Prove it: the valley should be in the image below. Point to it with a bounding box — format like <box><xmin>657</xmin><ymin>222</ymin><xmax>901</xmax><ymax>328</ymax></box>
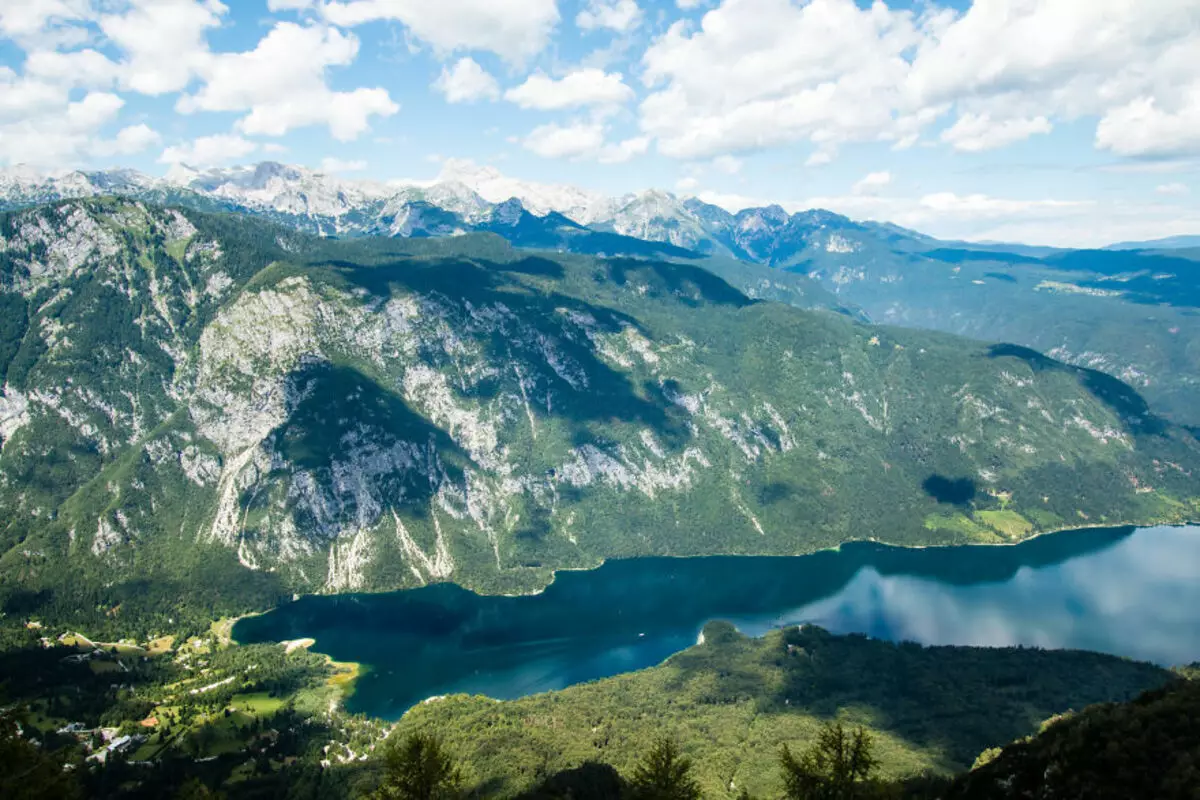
<box><xmin>3</xmin><ymin>0</ymin><xmax>1200</xmax><ymax>795</ymax></box>
<box><xmin>0</xmin><ymin>193</ymin><xmax>1198</xmax><ymax>800</ymax></box>
<box><xmin>2</xmin><ymin>198</ymin><xmax>1199</xmax><ymax>639</ymax></box>
<box><xmin>234</xmin><ymin>524</ymin><xmax>1200</xmax><ymax>720</ymax></box>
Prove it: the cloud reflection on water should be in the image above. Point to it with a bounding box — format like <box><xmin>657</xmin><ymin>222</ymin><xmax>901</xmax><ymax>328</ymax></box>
<box><xmin>754</xmin><ymin>526</ymin><xmax>1200</xmax><ymax>665</ymax></box>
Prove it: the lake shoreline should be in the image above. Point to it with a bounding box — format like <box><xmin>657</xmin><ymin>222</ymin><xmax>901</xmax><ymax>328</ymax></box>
<box><xmin>233</xmin><ymin>521</ymin><xmax>1200</xmax><ymax>718</ymax></box>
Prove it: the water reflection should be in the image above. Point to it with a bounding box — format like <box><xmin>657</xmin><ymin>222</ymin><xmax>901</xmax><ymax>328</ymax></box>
<box><xmin>233</xmin><ymin>525</ymin><xmax>1200</xmax><ymax>719</ymax></box>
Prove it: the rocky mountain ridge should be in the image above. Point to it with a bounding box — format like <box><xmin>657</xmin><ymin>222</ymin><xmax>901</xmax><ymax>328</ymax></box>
<box><xmin>5</xmin><ymin>163</ymin><xmax>1200</xmax><ymax>433</ymax></box>
<box><xmin>0</xmin><ymin>161</ymin><xmax>905</xmax><ymax>262</ymax></box>
<box><xmin>1</xmin><ymin>197</ymin><xmax>1198</xmax><ymax>634</ymax></box>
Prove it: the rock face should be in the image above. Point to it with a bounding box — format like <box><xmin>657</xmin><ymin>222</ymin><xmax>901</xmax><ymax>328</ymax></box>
<box><xmin>1</xmin><ymin>198</ymin><xmax>1198</xmax><ymax>613</ymax></box>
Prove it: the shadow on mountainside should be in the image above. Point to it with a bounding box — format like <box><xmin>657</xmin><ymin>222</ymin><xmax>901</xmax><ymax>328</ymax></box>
<box><xmin>922</xmin><ymin>475</ymin><xmax>977</xmax><ymax>506</ymax></box>
<box><xmin>309</xmin><ymin>254</ymin><xmax>695</xmax><ymax>449</ymax></box>
<box><xmin>986</xmin><ymin>343</ymin><xmax>1168</xmax><ymax>436</ymax></box>
<box><xmin>603</xmin><ymin>257</ymin><xmax>757</xmax><ymax>308</ymax></box>
<box><xmin>263</xmin><ymin>362</ymin><xmax>473</xmax><ymax>529</ymax></box>
<box><xmin>663</xmin><ymin>621</ymin><xmax>1173</xmax><ymax>774</ymax></box>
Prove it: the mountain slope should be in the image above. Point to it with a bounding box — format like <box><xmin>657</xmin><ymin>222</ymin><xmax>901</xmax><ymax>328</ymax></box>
<box><xmin>1</xmin><ymin>199</ymin><xmax>1199</xmax><ymax>632</ymax></box>
<box><xmin>0</xmin><ymin>164</ymin><xmax>852</xmax><ymax>322</ymax></box>
<box><xmin>944</xmin><ymin>672</ymin><xmax>1200</xmax><ymax>799</ymax></box>
<box><xmin>393</xmin><ymin>622</ymin><xmax>1175</xmax><ymax>798</ymax></box>
<box><xmin>821</xmin><ymin>246</ymin><xmax>1200</xmax><ymax>428</ymax></box>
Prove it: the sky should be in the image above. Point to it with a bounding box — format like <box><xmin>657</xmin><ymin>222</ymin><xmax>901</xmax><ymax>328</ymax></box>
<box><xmin>1</xmin><ymin>0</ymin><xmax>1199</xmax><ymax>247</ymax></box>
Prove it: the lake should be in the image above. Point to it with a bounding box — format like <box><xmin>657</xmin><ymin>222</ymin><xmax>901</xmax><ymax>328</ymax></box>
<box><xmin>233</xmin><ymin>524</ymin><xmax>1200</xmax><ymax>719</ymax></box>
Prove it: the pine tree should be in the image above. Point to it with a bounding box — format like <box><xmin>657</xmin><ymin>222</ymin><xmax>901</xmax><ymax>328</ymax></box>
<box><xmin>371</xmin><ymin>732</ymin><xmax>462</xmax><ymax>800</ymax></box>
<box><xmin>780</xmin><ymin>722</ymin><xmax>879</xmax><ymax>800</ymax></box>
<box><xmin>628</xmin><ymin>737</ymin><xmax>702</xmax><ymax>800</ymax></box>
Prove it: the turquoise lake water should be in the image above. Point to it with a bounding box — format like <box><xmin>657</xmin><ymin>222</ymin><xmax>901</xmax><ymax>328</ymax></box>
<box><xmin>233</xmin><ymin>524</ymin><xmax>1200</xmax><ymax>719</ymax></box>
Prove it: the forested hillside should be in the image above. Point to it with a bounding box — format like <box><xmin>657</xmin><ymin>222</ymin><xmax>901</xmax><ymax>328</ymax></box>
<box><xmin>1</xmin><ymin>199</ymin><xmax>1199</xmax><ymax>635</ymax></box>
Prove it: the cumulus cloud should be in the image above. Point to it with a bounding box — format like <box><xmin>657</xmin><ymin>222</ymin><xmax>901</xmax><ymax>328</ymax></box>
<box><xmin>158</xmin><ymin>133</ymin><xmax>258</xmax><ymax>167</ymax></box>
<box><xmin>577</xmin><ymin>0</ymin><xmax>643</xmax><ymax>33</ymax></box>
<box><xmin>1095</xmin><ymin>95</ymin><xmax>1200</xmax><ymax>158</ymax></box>
<box><xmin>640</xmin><ymin>0</ymin><xmax>926</xmax><ymax>159</ymax></box>
<box><xmin>23</xmin><ymin>48</ymin><xmax>120</xmax><ymax>89</ymax></box>
<box><xmin>91</xmin><ymin>123</ymin><xmax>162</xmax><ymax>157</ymax></box>
<box><xmin>177</xmin><ymin>22</ymin><xmax>399</xmax><ymax>141</ymax></box>
<box><xmin>1156</xmin><ymin>183</ymin><xmax>1190</xmax><ymax>196</ymax></box>
<box><xmin>0</xmin><ymin>67</ymin><xmax>65</xmax><ymax>119</ymax></box>
<box><xmin>711</xmin><ymin>155</ymin><xmax>742</xmax><ymax>174</ymax></box>
<box><xmin>522</xmin><ymin>122</ymin><xmax>606</xmax><ymax>159</ymax></box>
<box><xmin>505</xmin><ymin>69</ymin><xmax>634</xmax><ymax>110</ymax></box>
<box><xmin>637</xmin><ymin>0</ymin><xmax>1200</xmax><ymax>162</ymax></box>
<box><xmin>0</xmin><ymin>90</ymin><xmax>130</xmax><ymax>166</ymax></box>
<box><xmin>433</xmin><ymin>57</ymin><xmax>500</xmax><ymax>103</ymax></box>
<box><xmin>521</xmin><ymin>121</ymin><xmax>647</xmax><ymax>163</ymax></box>
<box><xmin>99</xmin><ymin>0</ymin><xmax>227</xmax><ymax>96</ymax></box>
<box><xmin>320</xmin><ymin>0</ymin><xmax>560</xmax><ymax>62</ymax></box>
<box><xmin>0</xmin><ymin>0</ymin><xmax>93</xmax><ymax>49</ymax></box>
<box><xmin>852</xmin><ymin>170</ymin><xmax>891</xmax><ymax>195</ymax></box>
<box><xmin>915</xmin><ymin>192</ymin><xmax>1093</xmax><ymax>220</ymax></box>
<box><xmin>940</xmin><ymin>113</ymin><xmax>1052</xmax><ymax>153</ymax></box>
<box><xmin>320</xmin><ymin>156</ymin><xmax>368</xmax><ymax>173</ymax></box>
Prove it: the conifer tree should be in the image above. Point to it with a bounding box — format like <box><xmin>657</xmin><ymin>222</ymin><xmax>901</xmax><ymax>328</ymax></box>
<box><xmin>628</xmin><ymin>737</ymin><xmax>702</xmax><ymax>800</ymax></box>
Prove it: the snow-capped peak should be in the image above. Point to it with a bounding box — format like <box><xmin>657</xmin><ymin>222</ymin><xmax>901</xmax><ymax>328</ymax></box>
<box><xmin>430</xmin><ymin>158</ymin><xmax>613</xmax><ymax>224</ymax></box>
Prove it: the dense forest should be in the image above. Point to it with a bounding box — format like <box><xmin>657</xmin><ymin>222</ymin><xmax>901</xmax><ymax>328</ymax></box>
<box><xmin>2</xmin><ymin>621</ymin><xmax>1194</xmax><ymax>799</ymax></box>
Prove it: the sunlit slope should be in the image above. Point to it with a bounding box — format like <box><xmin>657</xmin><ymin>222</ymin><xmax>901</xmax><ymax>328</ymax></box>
<box><xmin>1</xmin><ymin>199</ymin><xmax>1198</xmax><ymax>631</ymax></box>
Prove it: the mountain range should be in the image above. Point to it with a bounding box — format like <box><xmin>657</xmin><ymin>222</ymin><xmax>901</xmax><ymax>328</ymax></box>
<box><xmin>4</xmin><ymin>161</ymin><xmax>1199</xmax><ymax>434</ymax></box>
<box><xmin>2</xmin><ymin>196</ymin><xmax>1198</xmax><ymax>633</ymax></box>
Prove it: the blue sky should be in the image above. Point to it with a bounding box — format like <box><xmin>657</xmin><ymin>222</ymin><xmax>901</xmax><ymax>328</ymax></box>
<box><xmin>1</xmin><ymin>0</ymin><xmax>1199</xmax><ymax>246</ymax></box>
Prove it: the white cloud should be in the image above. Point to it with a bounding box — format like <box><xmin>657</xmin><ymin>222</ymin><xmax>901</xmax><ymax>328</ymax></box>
<box><xmin>158</xmin><ymin>133</ymin><xmax>258</xmax><ymax>167</ymax></box>
<box><xmin>523</xmin><ymin>122</ymin><xmax>606</xmax><ymax>159</ymax></box>
<box><xmin>640</xmin><ymin>0</ymin><xmax>925</xmax><ymax>160</ymax></box>
<box><xmin>0</xmin><ymin>68</ymin><xmax>65</xmax><ymax>119</ymax></box>
<box><xmin>694</xmin><ymin>189</ymin><xmax>780</xmax><ymax>212</ymax></box>
<box><xmin>320</xmin><ymin>157</ymin><xmax>368</xmax><ymax>173</ymax></box>
<box><xmin>676</xmin><ymin>0</ymin><xmax>707</xmax><ymax>9</ymax></box>
<box><xmin>599</xmin><ymin>135</ymin><xmax>649</xmax><ymax>164</ymax></box>
<box><xmin>66</xmin><ymin>92</ymin><xmax>125</xmax><ymax>129</ymax></box>
<box><xmin>1095</xmin><ymin>95</ymin><xmax>1200</xmax><ymax>158</ymax></box>
<box><xmin>711</xmin><ymin>154</ymin><xmax>742</xmax><ymax>174</ymax></box>
<box><xmin>267</xmin><ymin>0</ymin><xmax>314</xmax><ymax>9</ymax></box>
<box><xmin>909</xmin><ymin>0</ymin><xmax>1200</xmax><ymax>159</ymax></box>
<box><xmin>177</xmin><ymin>22</ymin><xmax>399</xmax><ymax>141</ymax></box>
<box><xmin>940</xmin><ymin>113</ymin><xmax>1052</xmax><ymax>153</ymax></box>
<box><xmin>23</xmin><ymin>49</ymin><xmax>120</xmax><ymax>89</ymax></box>
<box><xmin>91</xmin><ymin>123</ymin><xmax>162</xmax><ymax>157</ymax></box>
<box><xmin>505</xmin><ymin>69</ymin><xmax>633</xmax><ymax>110</ymax></box>
<box><xmin>638</xmin><ymin>0</ymin><xmax>1200</xmax><ymax>162</ymax></box>
<box><xmin>0</xmin><ymin>90</ymin><xmax>128</xmax><ymax>167</ymax></box>
<box><xmin>852</xmin><ymin>170</ymin><xmax>891</xmax><ymax>195</ymax></box>
<box><xmin>675</xmin><ymin>175</ymin><xmax>700</xmax><ymax>191</ymax></box>
<box><xmin>1156</xmin><ymin>183</ymin><xmax>1190</xmax><ymax>196</ymax></box>
<box><xmin>433</xmin><ymin>57</ymin><xmax>500</xmax><ymax>103</ymax></box>
<box><xmin>99</xmin><ymin>0</ymin><xmax>227</xmax><ymax>96</ymax></box>
<box><xmin>915</xmin><ymin>192</ymin><xmax>1093</xmax><ymax>220</ymax></box>
<box><xmin>577</xmin><ymin>0</ymin><xmax>643</xmax><ymax>33</ymax></box>
<box><xmin>0</xmin><ymin>0</ymin><xmax>92</xmax><ymax>48</ymax></box>
<box><xmin>319</xmin><ymin>0</ymin><xmax>560</xmax><ymax>62</ymax></box>
<box><xmin>521</xmin><ymin>121</ymin><xmax>646</xmax><ymax>163</ymax></box>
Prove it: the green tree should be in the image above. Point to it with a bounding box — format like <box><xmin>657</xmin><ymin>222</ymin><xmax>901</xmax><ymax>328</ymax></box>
<box><xmin>371</xmin><ymin>732</ymin><xmax>462</xmax><ymax>800</ymax></box>
<box><xmin>174</xmin><ymin>778</ymin><xmax>226</xmax><ymax>800</ymax></box>
<box><xmin>627</xmin><ymin>737</ymin><xmax>701</xmax><ymax>800</ymax></box>
<box><xmin>780</xmin><ymin>722</ymin><xmax>879</xmax><ymax>800</ymax></box>
<box><xmin>0</xmin><ymin>708</ymin><xmax>82</xmax><ymax>800</ymax></box>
